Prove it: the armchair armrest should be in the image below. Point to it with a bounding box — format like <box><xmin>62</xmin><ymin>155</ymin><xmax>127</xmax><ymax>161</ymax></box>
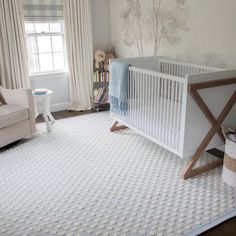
<box><xmin>0</xmin><ymin>86</ymin><xmax>36</xmax><ymax>134</ymax></box>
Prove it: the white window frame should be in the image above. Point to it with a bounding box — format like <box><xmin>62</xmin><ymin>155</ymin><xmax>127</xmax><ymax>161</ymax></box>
<box><xmin>25</xmin><ymin>21</ymin><xmax>68</xmax><ymax>76</ymax></box>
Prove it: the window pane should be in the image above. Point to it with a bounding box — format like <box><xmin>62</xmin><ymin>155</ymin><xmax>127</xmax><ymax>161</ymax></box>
<box><xmin>53</xmin><ymin>52</ymin><xmax>65</xmax><ymax>70</ymax></box>
<box><xmin>26</xmin><ymin>37</ymin><xmax>37</xmax><ymax>53</ymax></box>
<box><xmin>37</xmin><ymin>36</ymin><xmax>52</xmax><ymax>53</ymax></box>
<box><xmin>24</xmin><ymin>21</ymin><xmax>67</xmax><ymax>74</ymax></box>
<box><xmin>52</xmin><ymin>36</ymin><xmax>63</xmax><ymax>52</ymax></box>
<box><xmin>39</xmin><ymin>53</ymin><xmax>53</xmax><ymax>71</ymax></box>
<box><xmin>25</xmin><ymin>23</ymin><xmax>35</xmax><ymax>33</ymax></box>
<box><xmin>50</xmin><ymin>23</ymin><xmax>61</xmax><ymax>33</ymax></box>
<box><xmin>35</xmin><ymin>23</ymin><xmax>49</xmax><ymax>33</ymax></box>
<box><xmin>28</xmin><ymin>54</ymin><xmax>39</xmax><ymax>73</ymax></box>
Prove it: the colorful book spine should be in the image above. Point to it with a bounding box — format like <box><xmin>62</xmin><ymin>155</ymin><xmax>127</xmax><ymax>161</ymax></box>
<box><xmin>93</xmin><ymin>86</ymin><xmax>109</xmax><ymax>104</ymax></box>
<box><xmin>93</xmin><ymin>70</ymin><xmax>111</xmax><ymax>82</ymax></box>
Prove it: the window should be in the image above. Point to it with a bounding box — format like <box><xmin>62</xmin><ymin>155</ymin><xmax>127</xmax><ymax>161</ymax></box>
<box><xmin>25</xmin><ymin>22</ymin><xmax>67</xmax><ymax>74</ymax></box>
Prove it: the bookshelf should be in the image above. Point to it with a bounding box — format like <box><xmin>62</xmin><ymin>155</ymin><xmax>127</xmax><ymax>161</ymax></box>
<box><xmin>92</xmin><ymin>69</ymin><xmax>110</xmax><ymax>112</ymax></box>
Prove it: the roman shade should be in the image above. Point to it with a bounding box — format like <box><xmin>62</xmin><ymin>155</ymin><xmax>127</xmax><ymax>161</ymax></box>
<box><xmin>24</xmin><ymin>0</ymin><xmax>63</xmax><ymax>22</ymax></box>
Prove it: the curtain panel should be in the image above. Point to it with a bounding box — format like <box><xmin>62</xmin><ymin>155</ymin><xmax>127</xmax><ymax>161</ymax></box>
<box><xmin>0</xmin><ymin>0</ymin><xmax>30</xmax><ymax>89</ymax></box>
<box><xmin>64</xmin><ymin>0</ymin><xmax>93</xmax><ymax>111</ymax></box>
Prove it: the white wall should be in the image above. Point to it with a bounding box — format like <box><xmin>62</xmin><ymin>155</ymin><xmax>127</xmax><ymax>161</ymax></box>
<box><xmin>91</xmin><ymin>0</ymin><xmax>111</xmax><ymax>51</ymax></box>
<box><xmin>110</xmin><ymin>0</ymin><xmax>236</xmax><ymax>69</ymax></box>
<box><xmin>159</xmin><ymin>0</ymin><xmax>236</xmax><ymax>68</ymax></box>
<box><xmin>32</xmin><ymin>0</ymin><xmax>112</xmax><ymax>113</ymax></box>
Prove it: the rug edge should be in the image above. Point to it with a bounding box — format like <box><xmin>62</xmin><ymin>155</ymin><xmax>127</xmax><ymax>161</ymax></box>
<box><xmin>185</xmin><ymin>208</ymin><xmax>236</xmax><ymax>236</ymax></box>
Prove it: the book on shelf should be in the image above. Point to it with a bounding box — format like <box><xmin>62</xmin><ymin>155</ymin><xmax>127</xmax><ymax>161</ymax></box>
<box><xmin>33</xmin><ymin>88</ymin><xmax>48</xmax><ymax>95</ymax></box>
<box><xmin>93</xmin><ymin>71</ymin><xmax>110</xmax><ymax>82</ymax></box>
<box><xmin>93</xmin><ymin>87</ymin><xmax>109</xmax><ymax>104</ymax></box>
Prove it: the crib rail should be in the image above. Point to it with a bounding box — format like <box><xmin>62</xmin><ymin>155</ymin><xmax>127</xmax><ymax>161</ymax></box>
<box><xmin>111</xmin><ymin>67</ymin><xmax>187</xmax><ymax>156</ymax></box>
<box><xmin>159</xmin><ymin>58</ymin><xmax>223</xmax><ymax>78</ymax></box>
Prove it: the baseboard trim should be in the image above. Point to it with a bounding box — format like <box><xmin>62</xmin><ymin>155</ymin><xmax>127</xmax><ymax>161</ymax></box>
<box><xmin>37</xmin><ymin>102</ymin><xmax>69</xmax><ymax>114</ymax></box>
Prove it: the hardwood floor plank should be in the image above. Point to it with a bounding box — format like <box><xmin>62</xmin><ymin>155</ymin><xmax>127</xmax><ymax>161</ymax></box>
<box><xmin>36</xmin><ymin>110</ymin><xmax>94</xmax><ymax>123</ymax></box>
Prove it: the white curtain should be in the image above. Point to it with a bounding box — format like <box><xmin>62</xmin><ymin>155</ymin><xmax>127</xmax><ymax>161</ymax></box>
<box><xmin>0</xmin><ymin>0</ymin><xmax>30</xmax><ymax>89</ymax></box>
<box><xmin>64</xmin><ymin>0</ymin><xmax>93</xmax><ymax>111</ymax></box>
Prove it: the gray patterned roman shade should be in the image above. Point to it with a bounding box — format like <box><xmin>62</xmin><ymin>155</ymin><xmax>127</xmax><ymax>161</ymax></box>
<box><xmin>24</xmin><ymin>0</ymin><xmax>63</xmax><ymax>22</ymax></box>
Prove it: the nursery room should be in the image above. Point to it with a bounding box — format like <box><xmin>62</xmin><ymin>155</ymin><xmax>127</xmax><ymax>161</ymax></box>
<box><xmin>0</xmin><ymin>0</ymin><xmax>236</xmax><ymax>235</ymax></box>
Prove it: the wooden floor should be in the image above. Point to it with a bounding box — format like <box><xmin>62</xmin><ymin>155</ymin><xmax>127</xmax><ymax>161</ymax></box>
<box><xmin>0</xmin><ymin>110</ymin><xmax>230</xmax><ymax>235</ymax></box>
<box><xmin>36</xmin><ymin>110</ymin><xmax>94</xmax><ymax>123</ymax></box>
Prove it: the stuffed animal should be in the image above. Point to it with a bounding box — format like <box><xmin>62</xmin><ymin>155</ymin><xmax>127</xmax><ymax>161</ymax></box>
<box><xmin>104</xmin><ymin>52</ymin><xmax>115</xmax><ymax>71</ymax></box>
<box><xmin>94</xmin><ymin>50</ymin><xmax>106</xmax><ymax>69</ymax></box>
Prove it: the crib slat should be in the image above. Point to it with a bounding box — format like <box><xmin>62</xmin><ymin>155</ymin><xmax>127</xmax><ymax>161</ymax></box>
<box><xmin>166</xmin><ymin>79</ymin><xmax>170</xmax><ymax>143</ymax></box>
<box><xmin>128</xmin><ymin>70</ymin><xmax>130</xmax><ymax>118</ymax></box>
<box><xmin>144</xmin><ymin>73</ymin><xmax>147</xmax><ymax>132</ymax></box>
<box><xmin>137</xmin><ymin>71</ymin><xmax>140</xmax><ymax>129</ymax></box>
<box><xmin>174</xmin><ymin>81</ymin><xmax>179</xmax><ymax>147</ymax></box>
<box><xmin>168</xmin><ymin>79</ymin><xmax>171</xmax><ymax>144</ymax></box>
<box><xmin>132</xmin><ymin>70</ymin><xmax>135</xmax><ymax>123</ymax></box>
<box><xmin>162</xmin><ymin>78</ymin><xmax>166</xmax><ymax>142</ymax></box>
<box><xmin>165</xmin><ymin>79</ymin><xmax>169</xmax><ymax>143</ymax></box>
<box><xmin>141</xmin><ymin>72</ymin><xmax>144</xmax><ymax>131</ymax></box>
<box><xmin>172</xmin><ymin>81</ymin><xmax>176</xmax><ymax>148</ymax></box>
<box><xmin>157</xmin><ymin>77</ymin><xmax>161</xmax><ymax>139</ymax></box>
<box><xmin>130</xmin><ymin>70</ymin><xmax>133</xmax><ymax>123</ymax></box>
<box><xmin>177</xmin><ymin>83</ymin><xmax>182</xmax><ymax>147</ymax></box>
<box><xmin>159</xmin><ymin>77</ymin><xmax>163</xmax><ymax>140</ymax></box>
<box><xmin>153</xmin><ymin>76</ymin><xmax>156</xmax><ymax>136</ymax></box>
<box><xmin>148</xmin><ymin>74</ymin><xmax>151</xmax><ymax>134</ymax></box>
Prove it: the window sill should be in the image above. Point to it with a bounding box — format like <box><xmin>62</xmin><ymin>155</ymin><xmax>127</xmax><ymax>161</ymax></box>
<box><xmin>30</xmin><ymin>71</ymin><xmax>69</xmax><ymax>80</ymax></box>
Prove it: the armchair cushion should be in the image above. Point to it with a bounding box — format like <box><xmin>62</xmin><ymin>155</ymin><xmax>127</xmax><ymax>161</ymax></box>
<box><xmin>0</xmin><ymin>105</ymin><xmax>28</xmax><ymax>129</ymax></box>
<box><xmin>0</xmin><ymin>86</ymin><xmax>36</xmax><ymax>134</ymax></box>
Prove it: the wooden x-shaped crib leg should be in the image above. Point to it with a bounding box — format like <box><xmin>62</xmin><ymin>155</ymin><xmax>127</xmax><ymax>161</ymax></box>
<box><xmin>182</xmin><ymin>79</ymin><xmax>236</xmax><ymax>179</ymax></box>
<box><xmin>110</xmin><ymin>120</ymin><xmax>127</xmax><ymax>132</ymax></box>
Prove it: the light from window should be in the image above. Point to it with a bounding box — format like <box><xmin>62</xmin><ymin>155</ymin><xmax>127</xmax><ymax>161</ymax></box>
<box><xmin>25</xmin><ymin>22</ymin><xmax>67</xmax><ymax>74</ymax></box>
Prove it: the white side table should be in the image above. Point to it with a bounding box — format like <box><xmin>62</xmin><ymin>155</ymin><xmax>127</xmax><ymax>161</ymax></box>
<box><xmin>33</xmin><ymin>90</ymin><xmax>55</xmax><ymax>132</ymax></box>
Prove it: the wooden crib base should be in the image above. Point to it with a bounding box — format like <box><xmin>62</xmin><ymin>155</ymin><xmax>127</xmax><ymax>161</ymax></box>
<box><xmin>110</xmin><ymin>120</ymin><xmax>128</xmax><ymax>132</ymax></box>
<box><xmin>182</xmin><ymin>78</ymin><xmax>236</xmax><ymax>180</ymax></box>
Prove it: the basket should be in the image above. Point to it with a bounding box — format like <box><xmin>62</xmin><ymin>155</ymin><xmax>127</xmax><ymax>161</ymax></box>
<box><xmin>222</xmin><ymin>128</ymin><xmax>236</xmax><ymax>187</ymax></box>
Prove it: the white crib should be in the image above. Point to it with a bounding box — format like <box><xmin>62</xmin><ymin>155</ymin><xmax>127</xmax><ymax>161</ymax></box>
<box><xmin>110</xmin><ymin>57</ymin><xmax>236</xmax><ymax>167</ymax></box>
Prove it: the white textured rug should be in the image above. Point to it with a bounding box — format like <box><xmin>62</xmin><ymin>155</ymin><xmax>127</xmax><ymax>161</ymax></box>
<box><xmin>0</xmin><ymin>112</ymin><xmax>236</xmax><ymax>236</ymax></box>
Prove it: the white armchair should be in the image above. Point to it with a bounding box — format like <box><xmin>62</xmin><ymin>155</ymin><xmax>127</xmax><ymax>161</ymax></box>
<box><xmin>0</xmin><ymin>86</ymin><xmax>36</xmax><ymax>148</ymax></box>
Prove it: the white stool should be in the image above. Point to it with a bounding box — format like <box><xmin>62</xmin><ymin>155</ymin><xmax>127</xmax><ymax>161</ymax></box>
<box><xmin>33</xmin><ymin>90</ymin><xmax>55</xmax><ymax>132</ymax></box>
